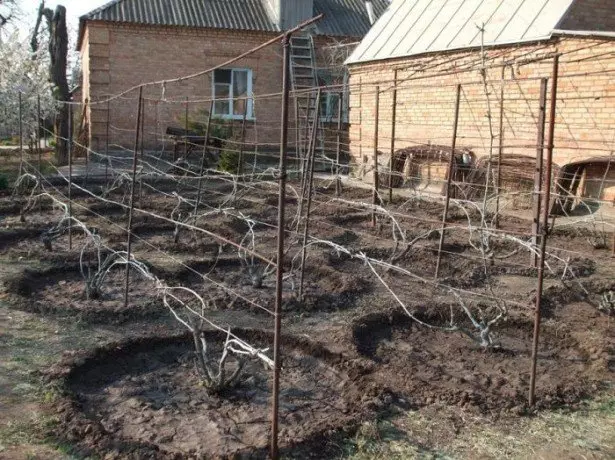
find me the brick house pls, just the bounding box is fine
[77,0,388,154]
[346,0,615,202]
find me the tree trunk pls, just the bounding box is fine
[33,3,70,166]
[49,5,70,166]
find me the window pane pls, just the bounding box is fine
[214,100,230,115]
[214,69,232,84]
[214,83,230,115]
[319,94,328,118]
[330,94,340,119]
[233,70,249,116]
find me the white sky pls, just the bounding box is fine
[18,0,107,36]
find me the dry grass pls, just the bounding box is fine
[344,393,615,459]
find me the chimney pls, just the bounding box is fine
[268,0,314,29]
[365,1,376,25]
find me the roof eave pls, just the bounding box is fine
[76,15,91,52]
[551,29,615,39]
[346,34,557,66]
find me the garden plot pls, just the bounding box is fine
[1,176,613,458]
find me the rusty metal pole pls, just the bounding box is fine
[389,70,398,204]
[335,89,344,196]
[84,100,90,189]
[529,56,559,407]
[139,98,146,205]
[184,97,189,158]
[532,79,548,268]
[271,33,291,460]
[296,93,319,232]
[18,92,23,176]
[68,103,73,250]
[105,98,111,186]
[494,66,505,229]
[238,100,248,177]
[372,86,380,226]
[124,87,144,309]
[193,100,214,216]
[37,95,42,183]
[298,90,321,301]
[299,89,316,207]
[434,84,462,279]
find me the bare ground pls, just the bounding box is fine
[0,179,613,459]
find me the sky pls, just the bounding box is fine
[18,0,107,36]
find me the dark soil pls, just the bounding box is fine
[351,304,614,415]
[2,263,166,323]
[2,180,615,458]
[52,330,380,459]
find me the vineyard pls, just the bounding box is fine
[0,20,614,460]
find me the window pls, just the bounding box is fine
[212,68,254,119]
[317,70,349,123]
[320,92,341,122]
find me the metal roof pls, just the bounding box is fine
[78,0,389,47]
[313,0,389,37]
[347,0,579,64]
[83,0,279,31]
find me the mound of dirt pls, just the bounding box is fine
[351,306,613,415]
[3,263,166,323]
[51,330,381,459]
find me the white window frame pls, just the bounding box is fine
[212,68,254,120]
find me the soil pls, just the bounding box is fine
[2,263,166,323]
[52,330,379,459]
[0,178,614,458]
[351,303,614,415]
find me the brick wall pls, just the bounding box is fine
[81,21,352,156]
[347,36,615,197]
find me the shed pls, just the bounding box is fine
[346,0,615,203]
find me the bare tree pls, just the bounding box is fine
[0,0,18,30]
[32,1,70,165]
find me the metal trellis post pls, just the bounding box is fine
[529,56,559,407]
[372,86,380,226]
[271,32,291,460]
[434,84,462,279]
[68,102,73,250]
[299,90,322,301]
[124,87,144,309]
[389,70,398,204]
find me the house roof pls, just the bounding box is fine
[78,0,389,50]
[347,0,612,65]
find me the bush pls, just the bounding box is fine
[0,136,19,146]
[180,110,233,140]
[217,149,240,174]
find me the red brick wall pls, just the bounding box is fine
[347,36,615,190]
[81,21,354,156]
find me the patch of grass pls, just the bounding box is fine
[339,394,615,459]
[0,413,55,449]
[343,420,450,460]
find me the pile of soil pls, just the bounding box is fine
[3,264,165,323]
[351,304,614,415]
[53,331,381,459]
